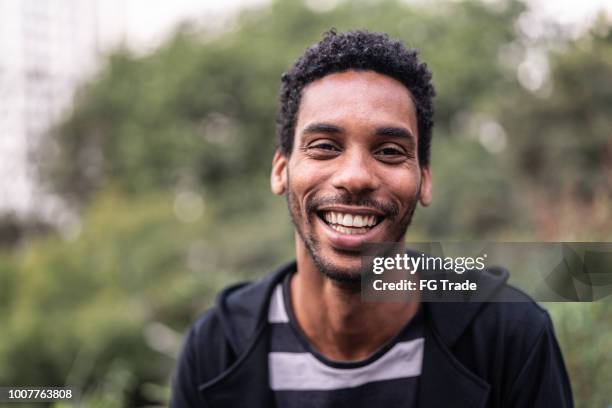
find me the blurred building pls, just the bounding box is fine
[0,0,100,218]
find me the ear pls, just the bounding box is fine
[271,149,288,195]
[419,166,432,206]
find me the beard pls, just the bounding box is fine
[286,173,420,286]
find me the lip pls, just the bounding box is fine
[315,212,387,251]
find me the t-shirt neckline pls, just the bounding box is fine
[280,270,423,370]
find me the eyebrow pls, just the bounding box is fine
[301,122,344,136]
[375,126,415,141]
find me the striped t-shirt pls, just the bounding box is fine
[268,273,424,408]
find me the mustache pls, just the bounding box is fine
[305,192,400,219]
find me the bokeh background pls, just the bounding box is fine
[0,0,611,406]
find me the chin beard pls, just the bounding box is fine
[308,246,363,287]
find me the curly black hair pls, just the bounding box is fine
[277,29,436,167]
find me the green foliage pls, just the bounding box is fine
[4,0,611,407]
[506,27,612,197]
[0,188,294,406]
[547,302,612,407]
[498,23,612,239]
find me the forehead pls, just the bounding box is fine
[297,70,418,133]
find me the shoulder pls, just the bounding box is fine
[461,266,554,346]
[178,308,237,386]
[477,285,552,337]
[445,285,572,402]
[450,285,567,389]
[171,308,234,407]
[188,308,228,352]
[468,287,573,406]
[173,279,260,392]
[426,266,553,348]
[459,284,555,364]
[177,263,295,381]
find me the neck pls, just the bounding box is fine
[291,236,419,361]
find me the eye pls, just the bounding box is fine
[378,147,404,156]
[303,140,341,159]
[311,142,340,151]
[374,144,410,163]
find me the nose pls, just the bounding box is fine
[330,148,380,195]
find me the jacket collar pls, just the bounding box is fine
[199,261,508,407]
[199,323,274,407]
[214,263,292,356]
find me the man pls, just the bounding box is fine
[171,30,573,407]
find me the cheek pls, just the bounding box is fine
[287,172,314,217]
[383,169,421,203]
[289,161,330,197]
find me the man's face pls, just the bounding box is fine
[271,70,431,283]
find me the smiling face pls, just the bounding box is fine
[271,70,432,283]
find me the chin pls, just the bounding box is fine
[321,268,362,286]
[314,250,364,285]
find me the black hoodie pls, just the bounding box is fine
[171,261,573,407]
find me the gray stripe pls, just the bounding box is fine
[268,284,289,323]
[269,338,424,391]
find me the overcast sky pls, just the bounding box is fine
[96,0,268,51]
[97,0,612,51]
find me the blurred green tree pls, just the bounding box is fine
[500,20,612,239]
[44,0,525,238]
[3,1,609,407]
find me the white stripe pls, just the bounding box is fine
[269,338,424,391]
[267,284,289,323]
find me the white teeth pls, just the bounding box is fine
[353,215,364,227]
[330,224,370,235]
[322,211,379,230]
